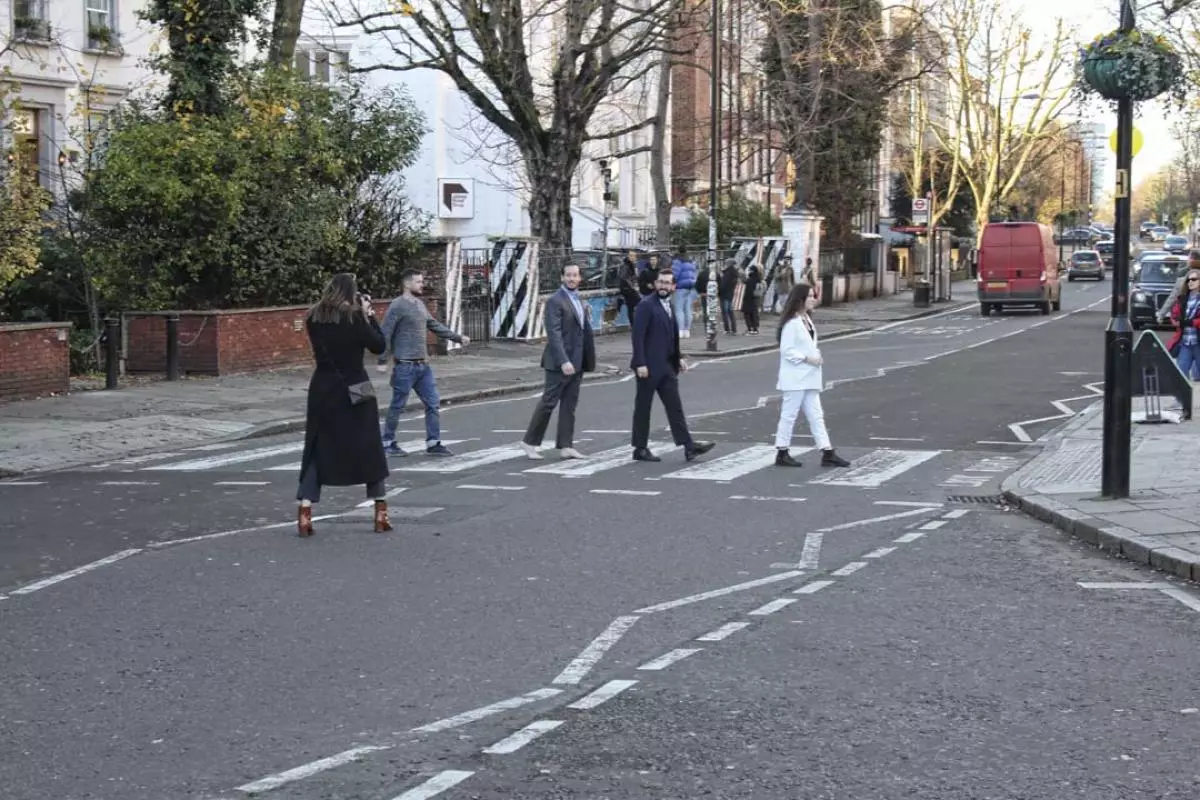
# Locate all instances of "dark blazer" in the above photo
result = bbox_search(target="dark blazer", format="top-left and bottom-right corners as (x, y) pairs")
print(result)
(718, 265), (739, 300)
(631, 295), (682, 379)
(542, 288), (595, 372)
(299, 311), (389, 487)
(742, 267), (761, 311)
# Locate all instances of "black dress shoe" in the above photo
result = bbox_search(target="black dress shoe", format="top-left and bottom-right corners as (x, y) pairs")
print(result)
(821, 449), (850, 467)
(685, 441), (715, 461)
(775, 449), (803, 467)
(633, 448), (661, 463)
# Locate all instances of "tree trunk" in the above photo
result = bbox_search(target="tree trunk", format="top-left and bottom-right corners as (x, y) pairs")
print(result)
(525, 151), (578, 253)
(651, 54), (673, 247)
(797, 0), (823, 210)
(267, 0), (305, 68)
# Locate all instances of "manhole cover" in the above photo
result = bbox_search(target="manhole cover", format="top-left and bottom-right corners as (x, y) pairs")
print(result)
(946, 494), (1007, 505)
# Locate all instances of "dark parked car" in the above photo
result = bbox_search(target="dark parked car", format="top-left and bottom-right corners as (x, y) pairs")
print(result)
(1130, 254), (1189, 329)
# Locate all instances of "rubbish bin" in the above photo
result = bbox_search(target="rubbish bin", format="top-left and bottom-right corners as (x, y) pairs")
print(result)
(913, 280), (932, 308)
(820, 274), (834, 307)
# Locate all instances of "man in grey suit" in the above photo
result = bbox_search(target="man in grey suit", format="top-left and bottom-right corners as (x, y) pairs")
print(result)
(521, 263), (595, 459)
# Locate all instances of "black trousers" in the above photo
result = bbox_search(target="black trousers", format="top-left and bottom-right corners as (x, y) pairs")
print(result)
(631, 373), (693, 450)
(296, 466), (385, 504)
(523, 370), (583, 449)
(743, 304), (760, 332)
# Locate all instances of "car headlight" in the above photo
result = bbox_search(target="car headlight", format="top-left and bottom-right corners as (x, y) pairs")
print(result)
(1133, 291), (1147, 302)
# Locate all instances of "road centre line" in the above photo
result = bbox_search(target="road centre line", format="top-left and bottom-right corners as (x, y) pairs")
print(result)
(410, 688), (563, 733)
(214, 481), (272, 486)
(357, 487), (409, 507)
(390, 770), (476, 800)
(793, 580), (834, 594)
(9, 549), (142, 596)
(457, 484), (526, 491)
(918, 520), (948, 530)
(696, 621), (751, 642)
(638, 648), (702, 671)
(1077, 581), (1174, 589)
(942, 509), (971, 519)
(831, 561), (868, 576)
(748, 598), (797, 616)
(235, 745), (392, 793)
(0, 481), (45, 486)
(590, 488), (662, 496)
(874, 500), (943, 507)
(812, 506), (940, 533)
(771, 532), (823, 570)
(482, 720), (563, 755)
(863, 547), (896, 558)
(895, 531), (926, 543)
(567, 680), (639, 710)
(730, 494), (807, 502)
(552, 616), (641, 685)
(634, 570), (804, 614)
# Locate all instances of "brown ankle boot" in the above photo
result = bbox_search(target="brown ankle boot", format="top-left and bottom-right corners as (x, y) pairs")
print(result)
(374, 500), (393, 533)
(298, 505), (314, 537)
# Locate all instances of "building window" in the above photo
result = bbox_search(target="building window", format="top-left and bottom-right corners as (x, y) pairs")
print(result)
(85, 0), (120, 50)
(13, 0), (52, 41)
(85, 110), (111, 161)
(295, 47), (349, 83)
(11, 107), (42, 185)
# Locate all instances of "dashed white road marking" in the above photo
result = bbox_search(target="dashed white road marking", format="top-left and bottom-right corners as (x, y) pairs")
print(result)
(918, 520), (948, 530)
(0, 481), (45, 486)
(696, 621), (751, 642)
(812, 507), (940, 533)
(236, 745), (391, 793)
(895, 531), (926, 543)
(869, 436), (925, 442)
(1160, 588), (1200, 613)
(748, 598), (797, 616)
(481, 720), (563, 755)
(552, 616), (640, 685)
(390, 770), (475, 800)
(831, 561), (868, 576)
(410, 688), (562, 733)
(99, 481), (160, 486)
(1076, 581), (1174, 590)
(976, 440), (1037, 446)
(942, 508), (971, 519)
(457, 484), (526, 491)
(214, 481), (272, 486)
(356, 487), (409, 507)
(638, 648), (702, 671)
(730, 494), (807, 503)
(772, 532), (824, 570)
(589, 489), (662, 496)
(863, 547), (896, 559)
(9, 549), (142, 596)
(793, 580), (834, 595)
(874, 500), (943, 508)
(635, 570), (804, 614)
(567, 680), (639, 710)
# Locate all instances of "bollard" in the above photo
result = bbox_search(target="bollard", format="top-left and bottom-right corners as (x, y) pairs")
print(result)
(820, 274), (834, 308)
(913, 280), (932, 308)
(103, 317), (120, 390)
(165, 314), (180, 381)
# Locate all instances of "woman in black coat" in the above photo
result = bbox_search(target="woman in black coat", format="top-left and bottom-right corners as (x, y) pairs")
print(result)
(297, 273), (392, 536)
(742, 265), (762, 335)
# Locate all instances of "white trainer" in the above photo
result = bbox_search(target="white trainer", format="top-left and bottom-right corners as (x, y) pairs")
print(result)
(521, 442), (544, 460)
(559, 447), (586, 459)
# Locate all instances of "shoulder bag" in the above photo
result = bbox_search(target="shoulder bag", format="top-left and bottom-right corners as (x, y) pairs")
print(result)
(313, 319), (377, 406)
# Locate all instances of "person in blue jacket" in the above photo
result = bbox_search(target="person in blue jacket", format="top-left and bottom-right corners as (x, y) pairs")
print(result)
(670, 247), (698, 337)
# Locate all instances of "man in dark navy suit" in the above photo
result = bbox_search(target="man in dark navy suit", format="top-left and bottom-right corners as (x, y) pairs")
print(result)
(630, 269), (716, 463)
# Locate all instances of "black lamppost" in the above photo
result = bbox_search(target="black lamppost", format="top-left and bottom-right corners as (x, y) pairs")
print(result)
(1101, 0), (1136, 498)
(705, 0), (721, 353)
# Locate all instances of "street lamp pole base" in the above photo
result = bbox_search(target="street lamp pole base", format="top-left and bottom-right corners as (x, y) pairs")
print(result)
(1101, 316), (1134, 498)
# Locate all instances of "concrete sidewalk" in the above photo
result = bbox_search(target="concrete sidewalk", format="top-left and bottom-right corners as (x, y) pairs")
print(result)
(1003, 394), (1200, 583)
(0, 284), (975, 476)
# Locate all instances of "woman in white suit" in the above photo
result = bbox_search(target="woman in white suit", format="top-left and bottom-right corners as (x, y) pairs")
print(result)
(774, 284), (850, 468)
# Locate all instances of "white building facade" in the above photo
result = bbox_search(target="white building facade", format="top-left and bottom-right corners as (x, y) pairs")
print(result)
(1, 0), (158, 187)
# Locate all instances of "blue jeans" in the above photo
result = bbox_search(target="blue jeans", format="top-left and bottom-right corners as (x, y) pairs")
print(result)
(1178, 340), (1200, 380)
(719, 298), (737, 332)
(383, 361), (441, 444)
(673, 287), (696, 332)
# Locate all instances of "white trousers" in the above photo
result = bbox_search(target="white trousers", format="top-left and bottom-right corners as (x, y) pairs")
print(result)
(774, 389), (831, 451)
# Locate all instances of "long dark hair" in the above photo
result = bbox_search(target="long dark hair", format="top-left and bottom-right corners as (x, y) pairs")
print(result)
(777, 283), (812, 343)
(307, 272), (362, 324)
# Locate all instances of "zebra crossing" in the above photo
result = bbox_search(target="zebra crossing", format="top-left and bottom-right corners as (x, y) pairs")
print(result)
(100, 436), (957, 491)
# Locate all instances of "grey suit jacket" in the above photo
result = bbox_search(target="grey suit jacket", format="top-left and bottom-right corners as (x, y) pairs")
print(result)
(542, 288), (590, 371)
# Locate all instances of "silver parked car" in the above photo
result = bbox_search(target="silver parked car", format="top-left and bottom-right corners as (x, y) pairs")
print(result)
(1067, 250), (1104, 281)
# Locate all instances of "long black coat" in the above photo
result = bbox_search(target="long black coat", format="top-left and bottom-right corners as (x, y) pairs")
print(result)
(299, 313), (389, 487)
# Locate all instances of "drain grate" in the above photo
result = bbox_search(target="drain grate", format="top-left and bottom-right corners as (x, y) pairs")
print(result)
(946, 494), (1007, 505)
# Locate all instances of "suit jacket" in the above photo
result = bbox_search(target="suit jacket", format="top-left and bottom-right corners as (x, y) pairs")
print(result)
(777, 315), (823, 392)
(631, 294), (682, 379)
(542, 287), (595, 372)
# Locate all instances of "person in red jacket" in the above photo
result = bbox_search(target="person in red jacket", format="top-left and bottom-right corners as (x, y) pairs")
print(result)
(1166, 268), (1200, 381)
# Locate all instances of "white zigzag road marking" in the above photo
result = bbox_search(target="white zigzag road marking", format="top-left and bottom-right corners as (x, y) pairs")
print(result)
(1008, 381), (1104, 443)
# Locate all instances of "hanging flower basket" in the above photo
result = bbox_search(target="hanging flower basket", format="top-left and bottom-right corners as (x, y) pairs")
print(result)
(1076, 29), (1184, 104)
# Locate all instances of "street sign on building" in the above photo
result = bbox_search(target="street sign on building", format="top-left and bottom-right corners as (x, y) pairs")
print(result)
(437, 178), (475, 219)
(912, 197), (929, 225)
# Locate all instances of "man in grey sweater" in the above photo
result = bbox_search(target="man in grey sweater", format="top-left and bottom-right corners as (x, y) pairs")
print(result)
(378, 269), (469, 456)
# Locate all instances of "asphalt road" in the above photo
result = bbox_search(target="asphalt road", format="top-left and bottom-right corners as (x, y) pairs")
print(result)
(4, 279), (1199, 800)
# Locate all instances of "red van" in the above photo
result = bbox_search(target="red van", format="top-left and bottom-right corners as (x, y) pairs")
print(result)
(977, 222), (1062, 316)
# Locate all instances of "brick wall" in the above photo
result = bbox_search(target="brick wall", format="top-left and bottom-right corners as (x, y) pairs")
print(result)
(0, 322), (73, 401)
(124, 297), (443, 376)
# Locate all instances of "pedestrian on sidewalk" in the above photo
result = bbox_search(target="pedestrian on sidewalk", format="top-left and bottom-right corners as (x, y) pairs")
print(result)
(617, 250), (641, 324)
(1166, 268), (1200, 380)
(772, 284), (850, 469)
(742, 264), (763, 335)
(800, 257), (820, 303)
(772, 257), (795, 313)
(378, 269), (470, 457)
(718, 257), (740, 334)
(638, 251), (662, 297)
(671, 247), (699, 337)
(1157, 251), (1200, 324)
(521, 264), (596, 460)
(297, 273), (393, 536)
(630, 269), (716, 463)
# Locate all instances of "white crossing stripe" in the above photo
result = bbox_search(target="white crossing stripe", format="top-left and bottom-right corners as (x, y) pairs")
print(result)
(150, 442), (304, 471)
(237, 745), (392, 793)
(524, 442), (673, 476)
(808, 448), (943, 488)
(665, 445), (806, 482)
(389, 770), (475, 800)
(265, 439), (467, 472)
(395, 444), (547, 473)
